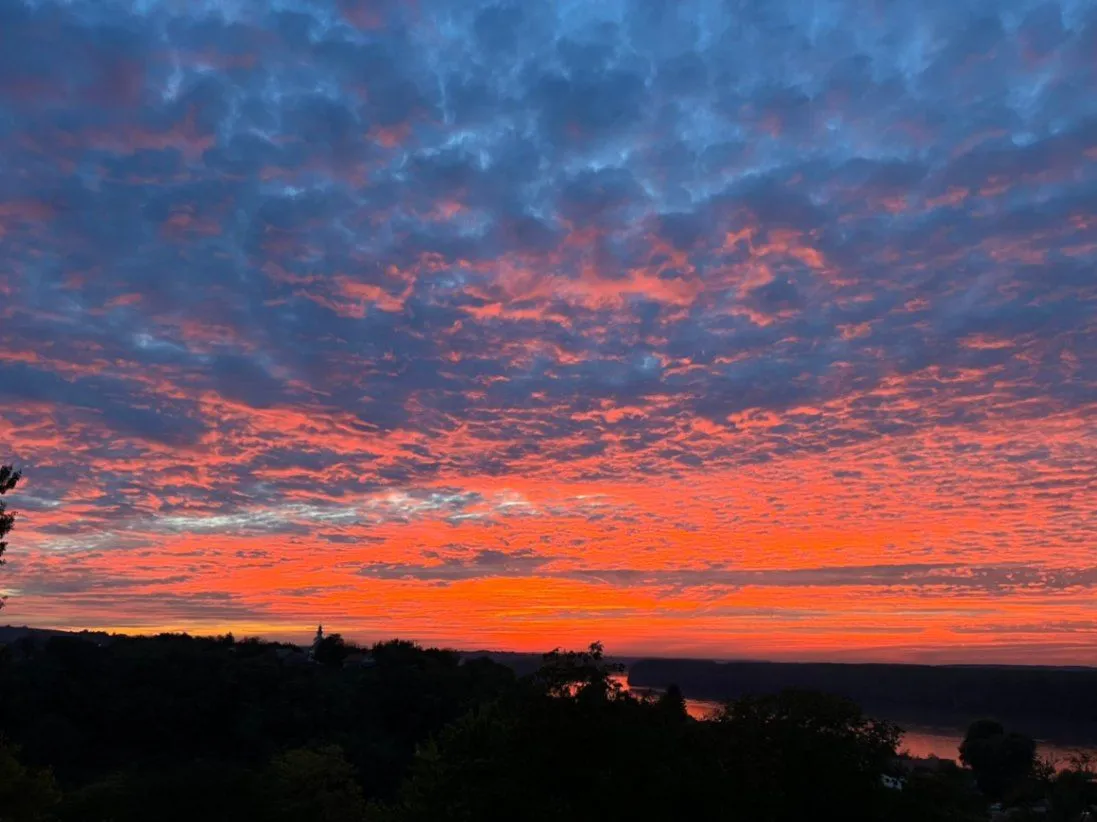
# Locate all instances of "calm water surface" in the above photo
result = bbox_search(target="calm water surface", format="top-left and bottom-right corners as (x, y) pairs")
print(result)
(614, 674), (1097, 766)
(898, 727), (1096, 766)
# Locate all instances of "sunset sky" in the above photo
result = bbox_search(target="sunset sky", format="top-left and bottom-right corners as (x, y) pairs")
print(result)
(1, 0), (1095, 663)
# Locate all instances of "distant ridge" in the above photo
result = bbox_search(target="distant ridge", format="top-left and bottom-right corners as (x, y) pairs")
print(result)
(629, 657), (1097, 737)
(0, 625), (113, 644)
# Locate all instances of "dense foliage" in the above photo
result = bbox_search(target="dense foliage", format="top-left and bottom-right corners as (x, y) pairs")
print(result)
(376, 665), (907, 821)
(8, 635), (1081, 821)
(960, 718), (1038, 801)
(0, 632), (512, 821)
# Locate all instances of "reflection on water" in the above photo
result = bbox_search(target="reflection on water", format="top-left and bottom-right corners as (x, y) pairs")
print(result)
(613, 674), (1097, 766)
(612, 674), (723, 720)
(900, 727), (1096, 767)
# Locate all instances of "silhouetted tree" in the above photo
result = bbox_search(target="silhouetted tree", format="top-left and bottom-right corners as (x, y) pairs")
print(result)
(532, 641), (622, 699)
(711, 689), (901, 821)
(0, 631), (518, 819)
(374, 653), (904, 822)
(959, 719), (1036, 801)
(656, 683), (688, 721)
(0, 740), (60, 821)
(314, 632), (350, 667)
(0, 465), (22, 584)
(261, 745), (368, 822)
(1045, 754), (1097, 822)
(892, 762), (987, 822)
(0, 633), (1042, 822)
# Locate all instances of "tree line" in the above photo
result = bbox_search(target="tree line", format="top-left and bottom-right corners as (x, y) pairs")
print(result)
(4, 633), (1096, 821)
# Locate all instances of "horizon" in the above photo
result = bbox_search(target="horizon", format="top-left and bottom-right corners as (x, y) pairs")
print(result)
(6, 623), (1097, 670)
(1, 0), (1096, 666)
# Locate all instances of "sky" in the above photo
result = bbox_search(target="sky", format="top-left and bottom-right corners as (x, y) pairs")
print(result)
(0, 0), (1095, 664)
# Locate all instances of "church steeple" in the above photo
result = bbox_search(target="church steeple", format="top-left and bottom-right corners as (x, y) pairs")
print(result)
(309, 624), (323, 660)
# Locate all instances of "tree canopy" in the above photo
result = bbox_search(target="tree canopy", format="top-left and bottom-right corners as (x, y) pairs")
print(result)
(374, 652), (905, 822)
(0, 741), (60, 822)
(0, 464), (22, 568)
(959, 719), (1037, 801)
(0, 631), (1091, 821)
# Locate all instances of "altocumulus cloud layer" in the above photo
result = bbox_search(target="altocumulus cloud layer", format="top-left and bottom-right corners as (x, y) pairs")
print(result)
(1, 0), (1095, 661)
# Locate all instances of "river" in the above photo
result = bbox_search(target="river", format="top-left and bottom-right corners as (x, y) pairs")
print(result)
(612, 674), (1097, 766)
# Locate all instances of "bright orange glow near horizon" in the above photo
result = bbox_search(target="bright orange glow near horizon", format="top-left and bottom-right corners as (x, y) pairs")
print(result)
(1, 0), (1096, 665)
